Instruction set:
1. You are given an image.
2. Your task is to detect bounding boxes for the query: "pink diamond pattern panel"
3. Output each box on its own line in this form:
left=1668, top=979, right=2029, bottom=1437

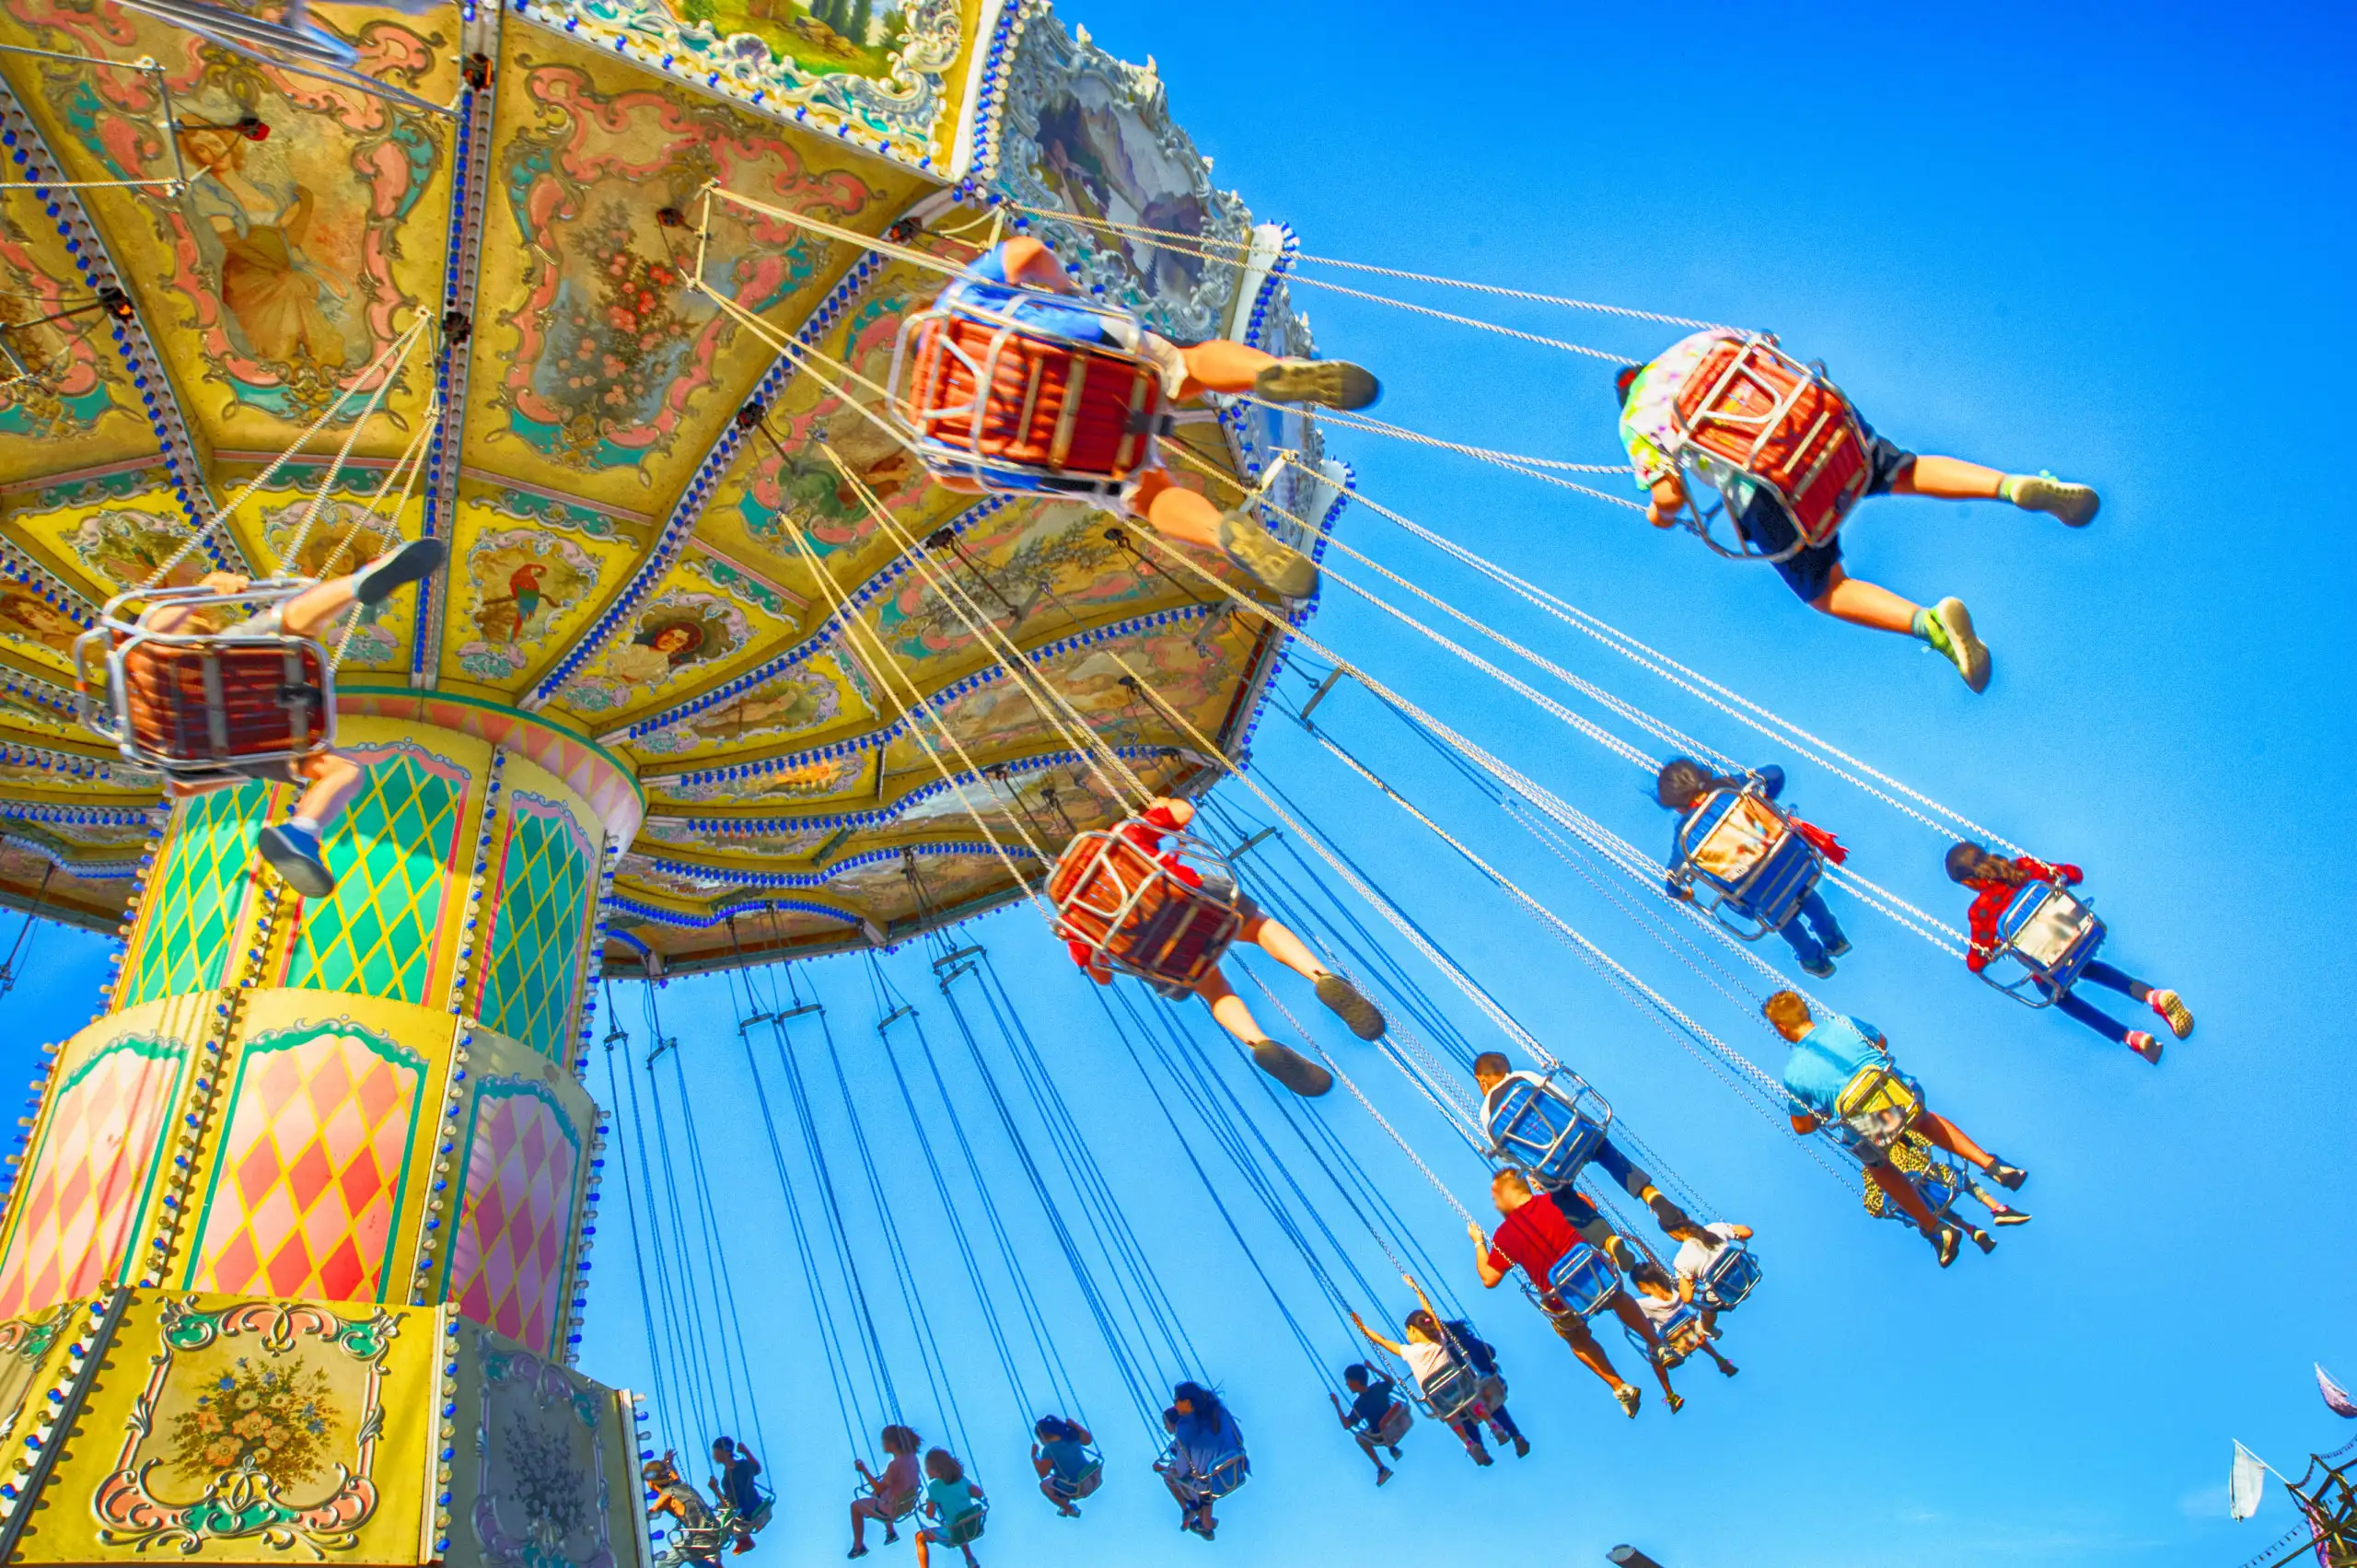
left=0, top=1038, right=185, bottom=1318
left=447, top=1084, right=579, bottom=1353
left=189, top=1027, right=424, bottom=1305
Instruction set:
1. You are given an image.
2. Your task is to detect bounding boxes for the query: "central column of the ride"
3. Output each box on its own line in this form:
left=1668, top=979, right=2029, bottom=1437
left=0, top=702, right=650, bottom=1567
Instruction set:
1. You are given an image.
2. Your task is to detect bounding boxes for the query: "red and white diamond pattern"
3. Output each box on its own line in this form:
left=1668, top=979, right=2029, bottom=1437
left=0, top=1043, right=180, bottom=1318
left=449, top=1092, right=576, bottom=1352
left=191, top=1033, right=417, bottom=1303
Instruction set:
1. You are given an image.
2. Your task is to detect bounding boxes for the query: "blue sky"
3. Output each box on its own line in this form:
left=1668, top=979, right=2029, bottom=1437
left=10, top=2, right=2353, bottom=1565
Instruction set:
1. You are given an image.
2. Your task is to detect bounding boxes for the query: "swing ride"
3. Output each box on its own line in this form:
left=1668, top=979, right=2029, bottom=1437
left=0, top=0, right=2213, bottom=1558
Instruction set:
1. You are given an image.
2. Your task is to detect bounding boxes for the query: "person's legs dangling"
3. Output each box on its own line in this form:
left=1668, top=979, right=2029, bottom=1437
left=1915, top=1112, right=2025, bottom=1191
left=1774, top=912, right=1830, bottom=975
left=1796, top=888, right=1849, bottom=958
left=1237, top=909, right=1385, bottom=1040
left=1191, top=966, right=1331, bottom=1097
left=1550, top=1310, right=1640, bottom=1415
left=1130, top=470, right=1317, bottom=599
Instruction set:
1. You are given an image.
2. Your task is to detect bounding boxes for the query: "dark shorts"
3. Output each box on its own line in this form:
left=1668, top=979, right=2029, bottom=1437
left=1736, top=423, right=1913, bottom=603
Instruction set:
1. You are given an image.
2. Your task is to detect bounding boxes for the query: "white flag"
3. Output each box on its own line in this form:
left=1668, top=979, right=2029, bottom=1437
left=2230, top=1442, right=2268, bottom=1521
left=2319, top=1365, right=2357, bottom=1419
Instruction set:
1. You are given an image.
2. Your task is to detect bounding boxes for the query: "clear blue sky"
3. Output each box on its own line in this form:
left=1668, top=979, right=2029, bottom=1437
left=12, top=2, right=2353, bottom=1564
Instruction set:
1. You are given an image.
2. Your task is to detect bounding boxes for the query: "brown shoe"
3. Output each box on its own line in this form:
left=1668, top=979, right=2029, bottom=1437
left=1252, top=358, right=1380, bottom=411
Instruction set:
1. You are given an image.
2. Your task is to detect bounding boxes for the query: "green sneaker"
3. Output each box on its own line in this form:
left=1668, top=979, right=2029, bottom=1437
left=2003, top=471, right=2100, bottom=528
left=1252, top=358, right=1381, bottom=411
left=1915, top=597, right=1991, bottom=693
left=1217, top=508, right=1318, bottom=599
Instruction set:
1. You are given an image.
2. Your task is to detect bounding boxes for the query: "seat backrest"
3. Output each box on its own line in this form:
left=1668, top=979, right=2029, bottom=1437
left=899, top=312, right=1160, bottom=480
left=1999, top=882, right=2098, bottom=969
left=1048, top=830, right=1237, bottom=986
left=1544, top=1241, right=1619, bottom=1317
left=1672, top=336, right=1869, bottom=543
left=1683, top=789, right=1786, bottom=887
left=119, top=636, right=330, bottom=765
left=1486, top=1073, right=1608, bottom=1185
left=1700, top=1244, right=1760, bottom=1309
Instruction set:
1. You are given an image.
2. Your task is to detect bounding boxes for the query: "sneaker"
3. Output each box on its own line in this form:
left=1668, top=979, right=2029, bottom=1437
left=1822, top=935, right=1853, bottom=959
left=1215, top=508, right=1318, bottom=598
left=2127, top=1030, right=2164, bottom=1065
left=734, top=1540, right=757, bottom=1556
left=1614, top=1384, right=1642, bottom=1419
left=1387, top=1445, right=1400, bottom=1459
left=1666, top=1392, right=1686, bottom=1415
left=1986, top=1159, right=2028, bottom=1191
left=1252, top=358, right=1380, bottom=411
left=1314, top=973, right=1387, bottom=1040
left=258, top=822, right=337, bottom=899
left=2150, top=990, right=2194, bottom=1040
left=353, top=537, right=448, bottom=606
left=1472, top=1447, right=1494, bottom=1467
left=847, top=1549, right=869, bottom=1562
left=2005, top=472, right=2100, bottom=528
left=1988, top=1208, right=2033, bottom=1226
left=1718, top=1360, right=1740, bottom=1378
left=1798, top=955, right=1836, bottom=979
left=1249, top=1039, right=1333, bottom=1098
left=1920, top=597, right=1991, bottom=693
left=1375, top=1465, right=1393, bottom=1486
left=1512, top=1434, right=1531, bottom=1458
left=1933, top=1225, right=1961, bottom=1268
left=1971, top=1227, right=1997, bottom=1254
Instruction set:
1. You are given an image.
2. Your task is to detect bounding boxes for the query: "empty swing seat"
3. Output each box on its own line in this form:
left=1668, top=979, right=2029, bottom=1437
left=74, top=583, right=334, bottom=781
left=890, top=296, right=1168, bottom=501
left=1671, top=332, right=1872, bottom=560
left=1677, top=786, right=1822, bottom=936
left=1693, top=1243, right=1761, bottom=1313
left=1481, top=1069, right=1612, bottom=1191
left=1542, top=1241, right=1620, bottom=1318
left=1981, top=881, right=2107, bottom=1005
left=1049, top=825, right=1241, bottom=988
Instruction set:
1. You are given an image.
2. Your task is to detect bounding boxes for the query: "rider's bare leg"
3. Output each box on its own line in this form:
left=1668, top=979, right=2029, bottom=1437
left=1236, top=910, right=1326, bottom=984
left=1808, top=564, right=1922, bottom=634
left=1191, top=966, right=1268, bottom=1045
left=291, top=752, right=366, bottom=832
left=1175, top=340, right=1279, bottom=399
left=1128, top=471, right=1222, bottom=551
left=1887, top=456, right=2005, bottom=500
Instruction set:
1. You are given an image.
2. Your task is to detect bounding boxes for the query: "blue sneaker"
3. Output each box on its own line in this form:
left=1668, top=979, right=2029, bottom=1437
left=1823, top=935, right=1852, bottom=959
left=1798, top=955, right=1836, bottom=979
left=258, top=823, right=336, bottom=898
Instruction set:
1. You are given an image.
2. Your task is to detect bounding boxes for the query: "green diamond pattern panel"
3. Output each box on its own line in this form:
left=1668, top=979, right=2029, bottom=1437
left=125, top=783, right=268, bottom=1005
left=481, top=802, right=591, bottom=1061
left=284, top=751, right=465, bottom=1004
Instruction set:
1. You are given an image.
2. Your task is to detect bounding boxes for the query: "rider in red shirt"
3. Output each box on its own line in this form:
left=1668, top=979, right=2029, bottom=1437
left=1067, top=796, right=1384, bottom=1098
left=1945, top=842, right=2192, bottom=1064
left=1469, top=1170, right=1685, bottom=1417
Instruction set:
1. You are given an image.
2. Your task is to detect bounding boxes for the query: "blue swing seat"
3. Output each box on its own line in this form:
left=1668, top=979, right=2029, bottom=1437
left=1674, top=784, right=1824, bottom=939
left=1636, top=1300, right=1711, bottom=1368
left=1481, top=1070, right=1612, bottom=1191
left=1693, top=1243, right=1761, bottom=1313
left=1412, top=1357, right=1486, bottom=1424
left=1980, top=880, right=2107, bottom=1008
left=1542, top=1241, right=1620, bottom=1318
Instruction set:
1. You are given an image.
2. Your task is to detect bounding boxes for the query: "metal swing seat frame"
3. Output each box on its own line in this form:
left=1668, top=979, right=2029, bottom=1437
left=1043, top=1445, right=1106, bottom=1504
left=1672, top=780, right=1825, bottom=941
left=1408, top=1351, right=1490, bottom=1427
left=888, top=284, right=1170, bottom=503
left=72, top=578, right=336, bottom=783
left=1832, top=1060, right=1927, bottom=1157
left=1978, top=879, right=2107, bottom=1009
left=655, top=1501, right=759, bottom=1568
left=1525, top=1240, right=1621, bottom=1321
left=1629, top=1297, right=1712, bottom=1370
left=1666, top=332, right=1874, bottom=565
left=928, top=1495, right=989, bottom=1549
left=1691, top=1240, right=1762, bottom=1314
left=1048, top=819, right=1244, bottom=991
left=1481, top=1067, right=1614, bottom=1193
left=1155, top=1437, right=1249, bottom=1504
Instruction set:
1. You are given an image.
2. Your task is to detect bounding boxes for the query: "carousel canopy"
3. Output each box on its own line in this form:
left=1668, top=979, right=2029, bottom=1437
left=0, top=0, right=1337, bottom=973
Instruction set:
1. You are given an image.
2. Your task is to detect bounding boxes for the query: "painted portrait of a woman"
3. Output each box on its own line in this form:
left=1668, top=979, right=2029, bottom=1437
left=177, top=124, right=354, bottom=369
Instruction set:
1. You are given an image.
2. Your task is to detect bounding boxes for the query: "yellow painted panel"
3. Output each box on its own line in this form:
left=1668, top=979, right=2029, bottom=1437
left=462, top=29, right=923, bottom=510
left=12, top=1291, right=443, bottom=1562
left=439, top=478, right=655, bottom=695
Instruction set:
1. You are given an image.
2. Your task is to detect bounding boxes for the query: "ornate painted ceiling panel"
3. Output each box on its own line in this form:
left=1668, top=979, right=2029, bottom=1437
left=0, top=0, right=1329, bottom=964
